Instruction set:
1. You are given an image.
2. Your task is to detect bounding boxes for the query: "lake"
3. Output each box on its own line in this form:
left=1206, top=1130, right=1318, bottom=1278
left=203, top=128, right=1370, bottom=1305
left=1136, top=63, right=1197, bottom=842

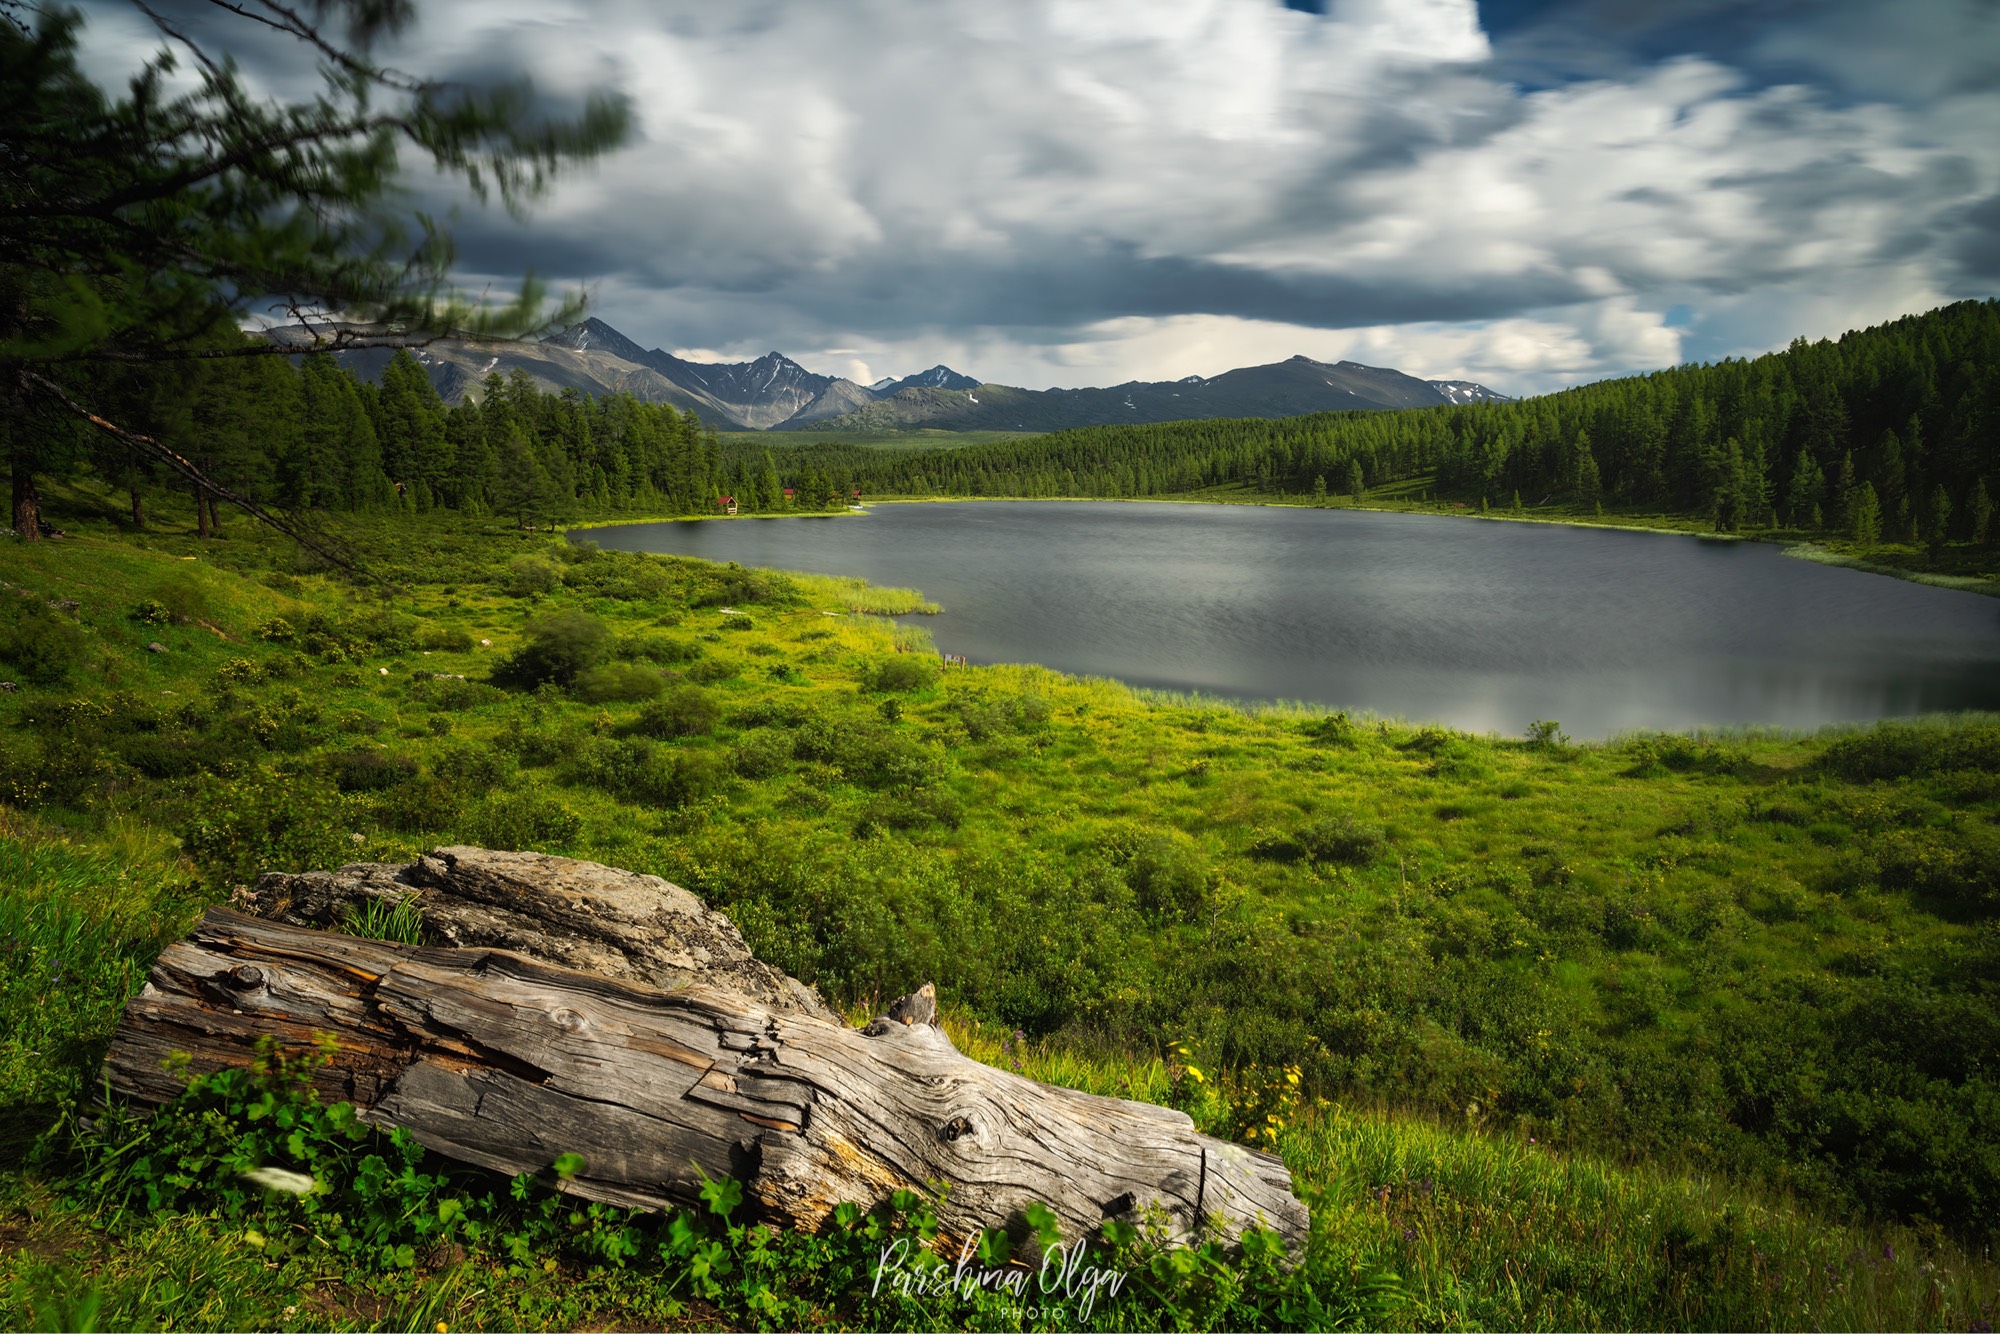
left=581, top=501, right=2000, bottom=738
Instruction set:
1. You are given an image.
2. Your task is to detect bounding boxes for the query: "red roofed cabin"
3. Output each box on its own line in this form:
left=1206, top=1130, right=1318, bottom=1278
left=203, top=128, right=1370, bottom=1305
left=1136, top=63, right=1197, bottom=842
left=782, top=488, right=796, bottom=500
left=716, top=495, right=738, bottom=515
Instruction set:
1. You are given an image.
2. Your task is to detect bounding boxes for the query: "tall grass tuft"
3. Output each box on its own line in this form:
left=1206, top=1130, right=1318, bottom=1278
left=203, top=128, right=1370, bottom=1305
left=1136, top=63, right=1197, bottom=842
left=788, top=571, right=939, bottom=614
left=0, top=814, right=199, bottom=1159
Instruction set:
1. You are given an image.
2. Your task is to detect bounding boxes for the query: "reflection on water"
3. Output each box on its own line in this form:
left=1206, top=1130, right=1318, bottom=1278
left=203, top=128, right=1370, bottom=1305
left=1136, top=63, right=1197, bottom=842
left=584, top=502, right=2000, bottom=738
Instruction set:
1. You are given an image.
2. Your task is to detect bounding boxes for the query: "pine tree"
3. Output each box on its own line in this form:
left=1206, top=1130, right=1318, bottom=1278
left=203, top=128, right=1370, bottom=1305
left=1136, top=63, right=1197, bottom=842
left=1923, top=483, right=1952, bottom=558
left=1833, top=452, right=1857, bottom=531
left=1346, top=458, right=1365, bottom=500
left=1850, top=482, right=1882, bottom=545
left=1972, top=477, right=1994, bottom=545
left=1, top=4, right=626, bottom=542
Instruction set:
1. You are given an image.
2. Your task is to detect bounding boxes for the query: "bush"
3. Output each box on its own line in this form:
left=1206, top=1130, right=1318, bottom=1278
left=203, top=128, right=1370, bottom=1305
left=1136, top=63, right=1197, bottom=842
left=631, top=685, right=720, bottom=739
left=136, top=575, right=211, bottom=627
left=731, top=728, right=794, bottom=778
left=1820, top=723, right=2000, bottom=782
left=868, top=654, right=938, bottom=693
left=325, top=749, right=419, bottom=793
left=684, top=658, right=737, bottom=684
left=612, top=635, right=701, bottom=664
left=957, top=693, right=1050, bottom=741
left=1301, top=711, right=1356, bottom=746
left=255, top=616, right=296, bottom=643
left=503, top=554, right=563, bottom=597
left=465, top=790, right=582, bottom=852
left=417, top=624, right=475, bottom=653
left=496, top=611, right=609, bottom=687
left=0, top=597, right=86, bottom=685
left=1126, top=832, right=1212, bottom=920
left=370, top=772, right=466, bottom=834
left=406, top=676, right=506, bottom=711
left=179, top=774, right=359, bottom=886
left=1295, top=813, right=1386, bottom=866
left=691, top=564, right=791, bottom=607
left=561, top=737, right=720, bottom=808
left=572, top=662, right=665, bottom=704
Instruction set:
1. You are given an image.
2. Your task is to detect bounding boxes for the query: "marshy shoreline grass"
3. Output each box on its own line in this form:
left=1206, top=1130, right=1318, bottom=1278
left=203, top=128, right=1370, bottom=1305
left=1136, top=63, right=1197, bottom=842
left=3, top=486, right=1998, bottom=1329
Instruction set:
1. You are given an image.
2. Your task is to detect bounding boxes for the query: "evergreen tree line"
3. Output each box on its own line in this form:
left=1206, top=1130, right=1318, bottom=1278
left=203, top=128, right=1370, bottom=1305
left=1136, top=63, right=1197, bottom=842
left=23, top=342, right=844, bottom=531
left=23, top=302, right=1996, bottom=547
left=750, top=301, right=2000, bottom=546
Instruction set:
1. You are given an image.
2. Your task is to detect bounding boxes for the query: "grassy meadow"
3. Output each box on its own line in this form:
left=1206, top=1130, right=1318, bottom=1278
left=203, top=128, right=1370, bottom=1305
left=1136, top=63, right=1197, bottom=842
left=1, top=483, right=1997, bottom=1329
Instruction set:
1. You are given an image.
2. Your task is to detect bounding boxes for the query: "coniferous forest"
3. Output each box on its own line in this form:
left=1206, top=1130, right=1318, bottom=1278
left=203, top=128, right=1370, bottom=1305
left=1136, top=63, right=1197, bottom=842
left=17, top=303, right=1995, bottom=551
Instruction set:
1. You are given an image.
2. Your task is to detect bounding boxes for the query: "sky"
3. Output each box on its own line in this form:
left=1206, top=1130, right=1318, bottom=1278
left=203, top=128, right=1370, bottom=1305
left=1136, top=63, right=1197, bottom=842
left=74, top=0, right=2000, bottom=396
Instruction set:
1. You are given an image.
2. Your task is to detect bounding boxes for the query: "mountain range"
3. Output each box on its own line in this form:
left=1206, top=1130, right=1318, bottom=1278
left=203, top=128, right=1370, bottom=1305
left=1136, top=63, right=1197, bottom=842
left=281, top=316, right=1508, bottom=431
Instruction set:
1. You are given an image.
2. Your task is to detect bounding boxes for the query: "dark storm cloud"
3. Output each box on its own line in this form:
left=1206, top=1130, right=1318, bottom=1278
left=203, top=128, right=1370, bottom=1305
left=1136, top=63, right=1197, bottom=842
left=67, top=0, right=2000, bottom=390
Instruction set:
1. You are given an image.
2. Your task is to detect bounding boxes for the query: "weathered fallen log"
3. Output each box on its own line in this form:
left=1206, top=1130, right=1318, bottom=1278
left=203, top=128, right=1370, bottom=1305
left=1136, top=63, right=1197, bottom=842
left=236, top=846, right=833, bottom=1020
left=107, top=858, right=1308, bottom=1254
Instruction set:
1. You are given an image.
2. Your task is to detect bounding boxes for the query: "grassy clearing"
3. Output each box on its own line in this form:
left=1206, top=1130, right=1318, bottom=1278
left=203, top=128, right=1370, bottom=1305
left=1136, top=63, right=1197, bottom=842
left=2, top=488, right=1998, bottom=1327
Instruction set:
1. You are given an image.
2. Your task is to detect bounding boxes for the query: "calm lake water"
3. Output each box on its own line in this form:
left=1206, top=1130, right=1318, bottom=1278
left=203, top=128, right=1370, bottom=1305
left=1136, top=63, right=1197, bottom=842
left=583, top=502, right=2000, bottom=738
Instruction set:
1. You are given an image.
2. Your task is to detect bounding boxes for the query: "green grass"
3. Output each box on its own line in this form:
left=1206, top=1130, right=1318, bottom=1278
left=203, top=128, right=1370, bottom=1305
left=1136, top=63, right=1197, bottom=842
left=3, top=484, right=1999, bottom=1327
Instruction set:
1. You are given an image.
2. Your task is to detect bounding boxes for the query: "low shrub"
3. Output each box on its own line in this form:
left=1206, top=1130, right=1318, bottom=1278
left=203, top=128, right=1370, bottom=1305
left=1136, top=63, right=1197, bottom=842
left=0, top=597, right=86, bottom=685
left=1125, top=831, right=1213, bottom=920
left=572, top=662, right=665, bottom=704
left=406, top=675, right=506, bottom=711
left=684, top=658, right=737, bottom=684
left=560, top=737, right=720, bottom=808
left=611, top=635, right=701, bottom=664
left=1820, top=723, right=2000, bottom=782
left=957, top=692, right=1050, bottom=740
left=503, top=554, right=563, bottom=597
left=867, top=654, right=938, bottom=693
left=631, top=685, right=720, bottom=739
left=325, top=749, right=419, bottom=793
left=1295, top=813, right=1386, bottom=866
left=496, top=611, right=610, bottom=687
left=465, top=790, right=582, bottom=852
left=731, top=728, right=794, bottom=778
left=417, top=624, right=475, bottom=653
left=179, top=773, right=359, bottom=886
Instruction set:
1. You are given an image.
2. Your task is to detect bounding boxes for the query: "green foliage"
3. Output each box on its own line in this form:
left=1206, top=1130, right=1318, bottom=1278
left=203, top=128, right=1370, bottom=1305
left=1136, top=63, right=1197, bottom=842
left=1123, top=832, right=1213, bottom=920
left=325, top=749, right=419, bottom=793
left=342, top=895, right=425, bottom=945
left=1293, top=813, right=1386, bottom=867
left=1524, top=718, right=1570, bottom=751
left=570, top=662, right=664, bottom=704
left=416, top=624, right=475, bottom=653
left=497, top=610, right=610, bottom=687
left=46, top=1037, right=1398, bottom=1332
left=179, top=774, right=359, bottom=887
left=464, top=790, right=582, bottom=853
left=502, top=555, right=563, bottom=597
left=0, top=596, right=86, bottom=686
left=630, top=685, right=720, bottom=739
left=868, top=654, right=939, bottom=693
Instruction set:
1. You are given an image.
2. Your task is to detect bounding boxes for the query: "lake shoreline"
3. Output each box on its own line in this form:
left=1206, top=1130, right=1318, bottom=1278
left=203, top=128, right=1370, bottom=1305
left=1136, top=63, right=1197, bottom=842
left=582, top=499, right=2000, bottom=740
left=571, top=494, right=2000, bottom=599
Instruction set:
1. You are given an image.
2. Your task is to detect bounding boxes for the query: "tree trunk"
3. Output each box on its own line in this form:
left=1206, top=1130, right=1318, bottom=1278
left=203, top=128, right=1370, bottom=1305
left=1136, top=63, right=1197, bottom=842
left=194, top=482, right=210, bottom=537
left=205, top=491, right=222, bottom=535
left=11, top=458, right=38, bottom=539
left=130, top=468, right=145, bottom=528
left=104, top=850, right=1307, bottom=1254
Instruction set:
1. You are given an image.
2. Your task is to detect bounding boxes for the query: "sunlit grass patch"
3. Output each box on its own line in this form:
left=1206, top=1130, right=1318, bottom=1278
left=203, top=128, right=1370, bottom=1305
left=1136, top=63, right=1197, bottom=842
left=786, top=570, right=939, bottom=614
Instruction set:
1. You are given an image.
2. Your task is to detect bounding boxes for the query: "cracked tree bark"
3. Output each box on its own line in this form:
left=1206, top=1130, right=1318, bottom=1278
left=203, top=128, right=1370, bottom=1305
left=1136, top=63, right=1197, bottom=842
left=103, top=852, right=1308, bottom=1254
